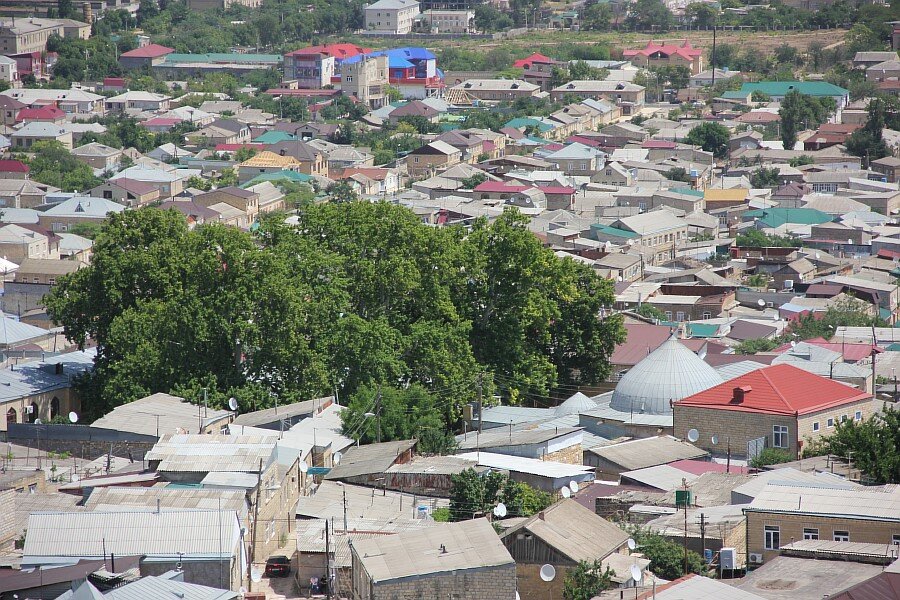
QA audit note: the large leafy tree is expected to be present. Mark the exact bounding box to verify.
[779,90,835,150]
[563,560,615,600]
[448,468,551,521]
[811,406,900,484]
[685,122,730,159]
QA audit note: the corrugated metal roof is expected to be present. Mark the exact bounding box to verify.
[353,519,514,583]
[145,434,275,473]
[456,427,582,450]
[105,573,239,600]
[84,487,248,521]
[620,464,701,491]
[587,436,707,471]
[746,482,900,521]
[92,393,232,438]
[22,509,241,563]
[386,455,477,476]
[456,451,593,480]
[296,481,447,525]
[324,439,416,481]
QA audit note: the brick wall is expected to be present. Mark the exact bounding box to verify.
[358,564,517,600]
[796,397,882,450]
[747,511,900,562]
[544,444,582,465]
[674,406,798,458]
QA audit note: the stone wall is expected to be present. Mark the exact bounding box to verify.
[674,406,798,458]
[544,443,582,465]
[367,564,517,600]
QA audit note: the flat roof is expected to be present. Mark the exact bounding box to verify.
[746,482,900,522]
[92,393,231,437]
[587,436,707,471]
[456,451,593,480]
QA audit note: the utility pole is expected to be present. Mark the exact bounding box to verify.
[683,496,689,575]
[342,484,348,532]
[248,458,263,592]
[325,519,332,600]
[698,512,707,567]
[375,386,382,443]
[477,372,483,433]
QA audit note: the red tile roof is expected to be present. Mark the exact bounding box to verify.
[513,53,554,69]
[285,43,369,59]
[16,106,64,122]
[0,159,28,173]
[642,140,676,149]
[338,167,393,181]
[623,40,702,61]
[103,77,126,86]
[141,117,181,127]
[119,43,174,59]
[537,185,575,195]
[735,111,780,124]
[674,364,871,416]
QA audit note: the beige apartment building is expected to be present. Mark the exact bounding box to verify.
[364,0,420,34]
[0,18,64,54]
[609,211,689,266]
[745,483,900,563]
[342,54,388,109]
[451,79,541,102]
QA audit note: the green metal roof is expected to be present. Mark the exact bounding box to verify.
[744,207,833,228]
[721,90,750,99]
[671,187,704,197]
[505,117,554,132]
[242,170,314,187]
[254,130,295,144]
[738,81,848,98]
[687,323,720,338]
[590,223,639,239]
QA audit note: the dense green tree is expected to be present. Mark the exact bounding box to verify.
[624,0,673,30]
[326,181,359,203]
[788,297,886,341]
[750,167,782,188]
[448,468,550,521]
[581,3,613,30]
[631,529,704,580]
[750,448,794,468]
[635,304,666,321]
[733,337,779,354]
[810,406,900,483]
[685,122,730,158]
[563,560,615,600]
[734,229,801,248]
[22,141,101,192]
[460,173,488,189]
[779,90,835,150]
[845,97,891,165]
[684,2,717,27]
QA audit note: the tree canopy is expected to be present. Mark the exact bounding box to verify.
[809,406,900,484]
[46,204,624,424]
[685,122,730,158]
[448,468,551,520]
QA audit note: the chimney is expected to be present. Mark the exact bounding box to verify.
[731,385,752,404]
[538,511,545,520]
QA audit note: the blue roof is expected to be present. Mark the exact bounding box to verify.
[343,47,435,68]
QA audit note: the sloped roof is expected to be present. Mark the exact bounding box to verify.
[587,436,707,471]
[675,364,871,416]
[119,43,174,59]
[501,499,627,562]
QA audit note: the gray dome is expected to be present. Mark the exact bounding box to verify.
[554,392,596,416]
[610,335,724,415]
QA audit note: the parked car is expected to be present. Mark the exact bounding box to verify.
[264,553,292,577]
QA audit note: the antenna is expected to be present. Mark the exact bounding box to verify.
[627,538,636,551]
[68,411,79,424]
[561,487,571,498]
[539,564,556,582]
[630,564,643,583]
[493,503,507,518]
[228,397,238,411]
[687,428,699,443]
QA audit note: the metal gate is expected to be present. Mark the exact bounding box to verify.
[747,436,766,460]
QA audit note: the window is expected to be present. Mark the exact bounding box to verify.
[841,415,848,422]
[827,418,834,428]
[764,526,780,550]
[665,311,672,320]
[676,311,685,321]
[773,425,789,448]
[813,422,819,432]
[892,534,900,545]
[803,528,819,540]
[833,531,850,542]
[702,312,711,319]
[855,411,862,421]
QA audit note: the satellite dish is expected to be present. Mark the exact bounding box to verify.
[71,474,79,482]
[630,564,643,583]
[790,340,797,348]
[299,460,309,473]
[34,419,42,425]
[516,593,520,600]
[757,298,765,307]
[569,481,579,494]
[711,435,719,445]
[228,397,238,411]
[250,567,263,583]
[561,487,571,498]
[815,252,821,259]
[68,411,78,423]
[493,503,507,518]
[687,428,700,443]
[333,451,343,465]
[627,538,636,551]
[539,564,556,582]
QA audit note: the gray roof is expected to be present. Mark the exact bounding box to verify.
[84,487,248,521]
[732,468,860,501]
[609,335,724,416]
[295,481,446,529]
[42,197,126,219]
[385,455,477,476]
[0,348,95,403]
[479,405,554,426]
[456,451,594,480]
[732,556,885,600]
[455,427,582,450]
[92,393,232,438]
[145,434,276,473]
[324,439,416,480]
[104,571,239,600]
[231,396,331,427]
[655,575,768,600]
[501,499,627,562]
[586,436,707,471]
[22,509,241,564]
[365,0,419,9]
[620,464,702,491]
[746,482,900,521]
[352,518,514,583]
[554,392,597,416]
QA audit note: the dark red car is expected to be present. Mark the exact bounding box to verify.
[264,554,292,577]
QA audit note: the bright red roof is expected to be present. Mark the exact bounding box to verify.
[675,364,871,416]
[286,43,369,59]
[120,43,174,59]
[537,185,575,195]
[623,40,702,61]
[513,52,553,69]
[16,106,64,122]
[103,77,126,86]
[474,181,530,193]
[0,159,29,173]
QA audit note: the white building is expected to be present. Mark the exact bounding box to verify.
[0,56,18,87]
[364,0,420,34]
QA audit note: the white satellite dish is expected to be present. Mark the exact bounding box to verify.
[34,419,42,425]
[790,340,797,348]
[68,411,78,423]
[757,298,765,307]
[539,564,556,582]
[228,397,238,411]
[627,538,636,551]
[569,481,579,494]
[815,252,821,259]
[711,435,719,445]
[299,460,309,473]
[250,567,263,583]
[333,451,343,465]
[687,428,700,443]
[630,564,643,583]
[493,503,507,518]
[516,593,520,600]
[561,487,571,498]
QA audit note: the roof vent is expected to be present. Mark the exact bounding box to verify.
[731,385,752,403]
[439,544,447,554]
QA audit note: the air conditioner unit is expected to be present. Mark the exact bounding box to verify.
[766,302,774,308]
[749,553,764,564]
[719,547,737,570]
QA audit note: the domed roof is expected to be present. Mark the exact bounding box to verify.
[609,335,724,416]
[554,392,596,416]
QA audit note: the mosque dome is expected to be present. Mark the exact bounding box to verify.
[554,392,596,416]
[609,335,724,416]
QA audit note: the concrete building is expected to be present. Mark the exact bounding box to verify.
[37,196,125,232]
[623,40,704,75]
[673,364,880,460]
[351,519,516,600]
[118,43,174,70]
[10,122,73,150]
[0,55,19,86]
[550,81,646,114]
[0,18,66,54]
[342,54,388,109]
[71,142,122,171]
[745,482,900,563]
[416,9,475,33]
[364,0,421,34]
[407,140,462,177]
[283,43,368,88]
[451,79,540,101]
